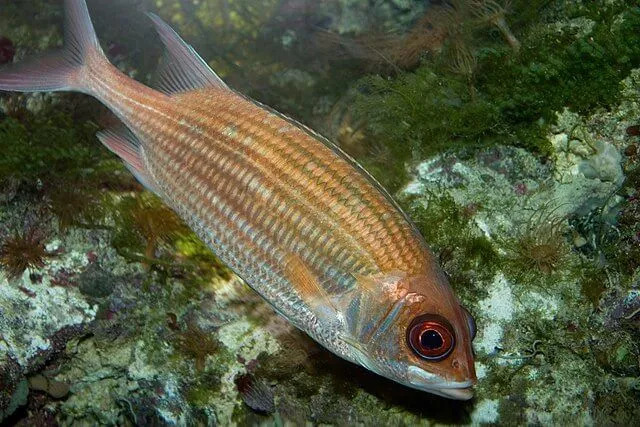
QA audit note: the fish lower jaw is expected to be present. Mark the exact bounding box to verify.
[430,384,474,400]
[407,366,475,400]
[412,379,474,400]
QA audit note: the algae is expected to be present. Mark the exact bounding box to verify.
[353,0,640,190]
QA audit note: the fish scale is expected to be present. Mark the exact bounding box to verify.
[162,100,388,260]
[196,99,395,231]
[189,95,421,267]
[146,104,365,294]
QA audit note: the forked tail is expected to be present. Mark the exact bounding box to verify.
[0,0,106,94]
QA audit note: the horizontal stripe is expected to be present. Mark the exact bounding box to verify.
[91,65,438,353]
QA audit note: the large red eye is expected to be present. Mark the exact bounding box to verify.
[407,314,455,361]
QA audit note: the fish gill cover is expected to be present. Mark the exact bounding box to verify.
[0,0,638,425]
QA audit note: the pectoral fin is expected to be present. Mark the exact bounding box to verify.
[284,254,343,322]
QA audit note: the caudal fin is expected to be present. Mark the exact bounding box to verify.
[0,0,105,93]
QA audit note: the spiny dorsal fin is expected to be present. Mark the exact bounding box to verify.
[147,13,228,95]
[96,126,162,197]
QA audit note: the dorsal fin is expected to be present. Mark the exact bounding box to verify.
[147,13,228,95]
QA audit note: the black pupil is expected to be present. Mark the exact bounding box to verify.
[420,330,443,350]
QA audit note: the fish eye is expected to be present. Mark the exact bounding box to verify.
[407,314,455,361]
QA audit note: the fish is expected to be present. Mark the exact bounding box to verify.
[0,0,477,399]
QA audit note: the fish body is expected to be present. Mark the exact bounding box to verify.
[0,0,476,399]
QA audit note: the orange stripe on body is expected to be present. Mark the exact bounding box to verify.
[88,63,434,300]
[165,92,428,273]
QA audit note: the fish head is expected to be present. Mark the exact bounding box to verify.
[344,270,477,400]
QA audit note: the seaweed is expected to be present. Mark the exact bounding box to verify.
[352,1,640,185]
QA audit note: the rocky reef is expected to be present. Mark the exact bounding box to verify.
[1,0,639,425]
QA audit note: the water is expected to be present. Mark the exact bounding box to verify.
[0,0,639,425]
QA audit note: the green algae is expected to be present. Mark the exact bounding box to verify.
[402,191,498,300]
[353,1,640,190]
[0,111,102,183]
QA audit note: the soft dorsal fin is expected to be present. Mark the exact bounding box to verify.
[147,13,228,95]
[96,126,162,196]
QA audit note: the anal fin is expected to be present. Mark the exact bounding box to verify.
[96,127,162,197]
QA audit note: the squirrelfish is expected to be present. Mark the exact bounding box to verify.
[0,0,476,399]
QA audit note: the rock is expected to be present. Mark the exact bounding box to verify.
[28,374,70,399]
[78,264,117,299]
[0,357,28,422]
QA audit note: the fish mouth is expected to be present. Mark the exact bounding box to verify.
[430,383,474,400]
[407,366,475,400]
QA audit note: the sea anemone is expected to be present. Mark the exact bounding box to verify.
[112,194,188,262]
[235,374,275,414]
[46,183,102,231]
[446,35,478,99]
[0,228,52,279]
[174,322,220,371]
[468,0,520,52]
[503,204,570,275]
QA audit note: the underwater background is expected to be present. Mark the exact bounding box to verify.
[0,0,639,425]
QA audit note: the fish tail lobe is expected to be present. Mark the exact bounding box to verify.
[0,0,107,94]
